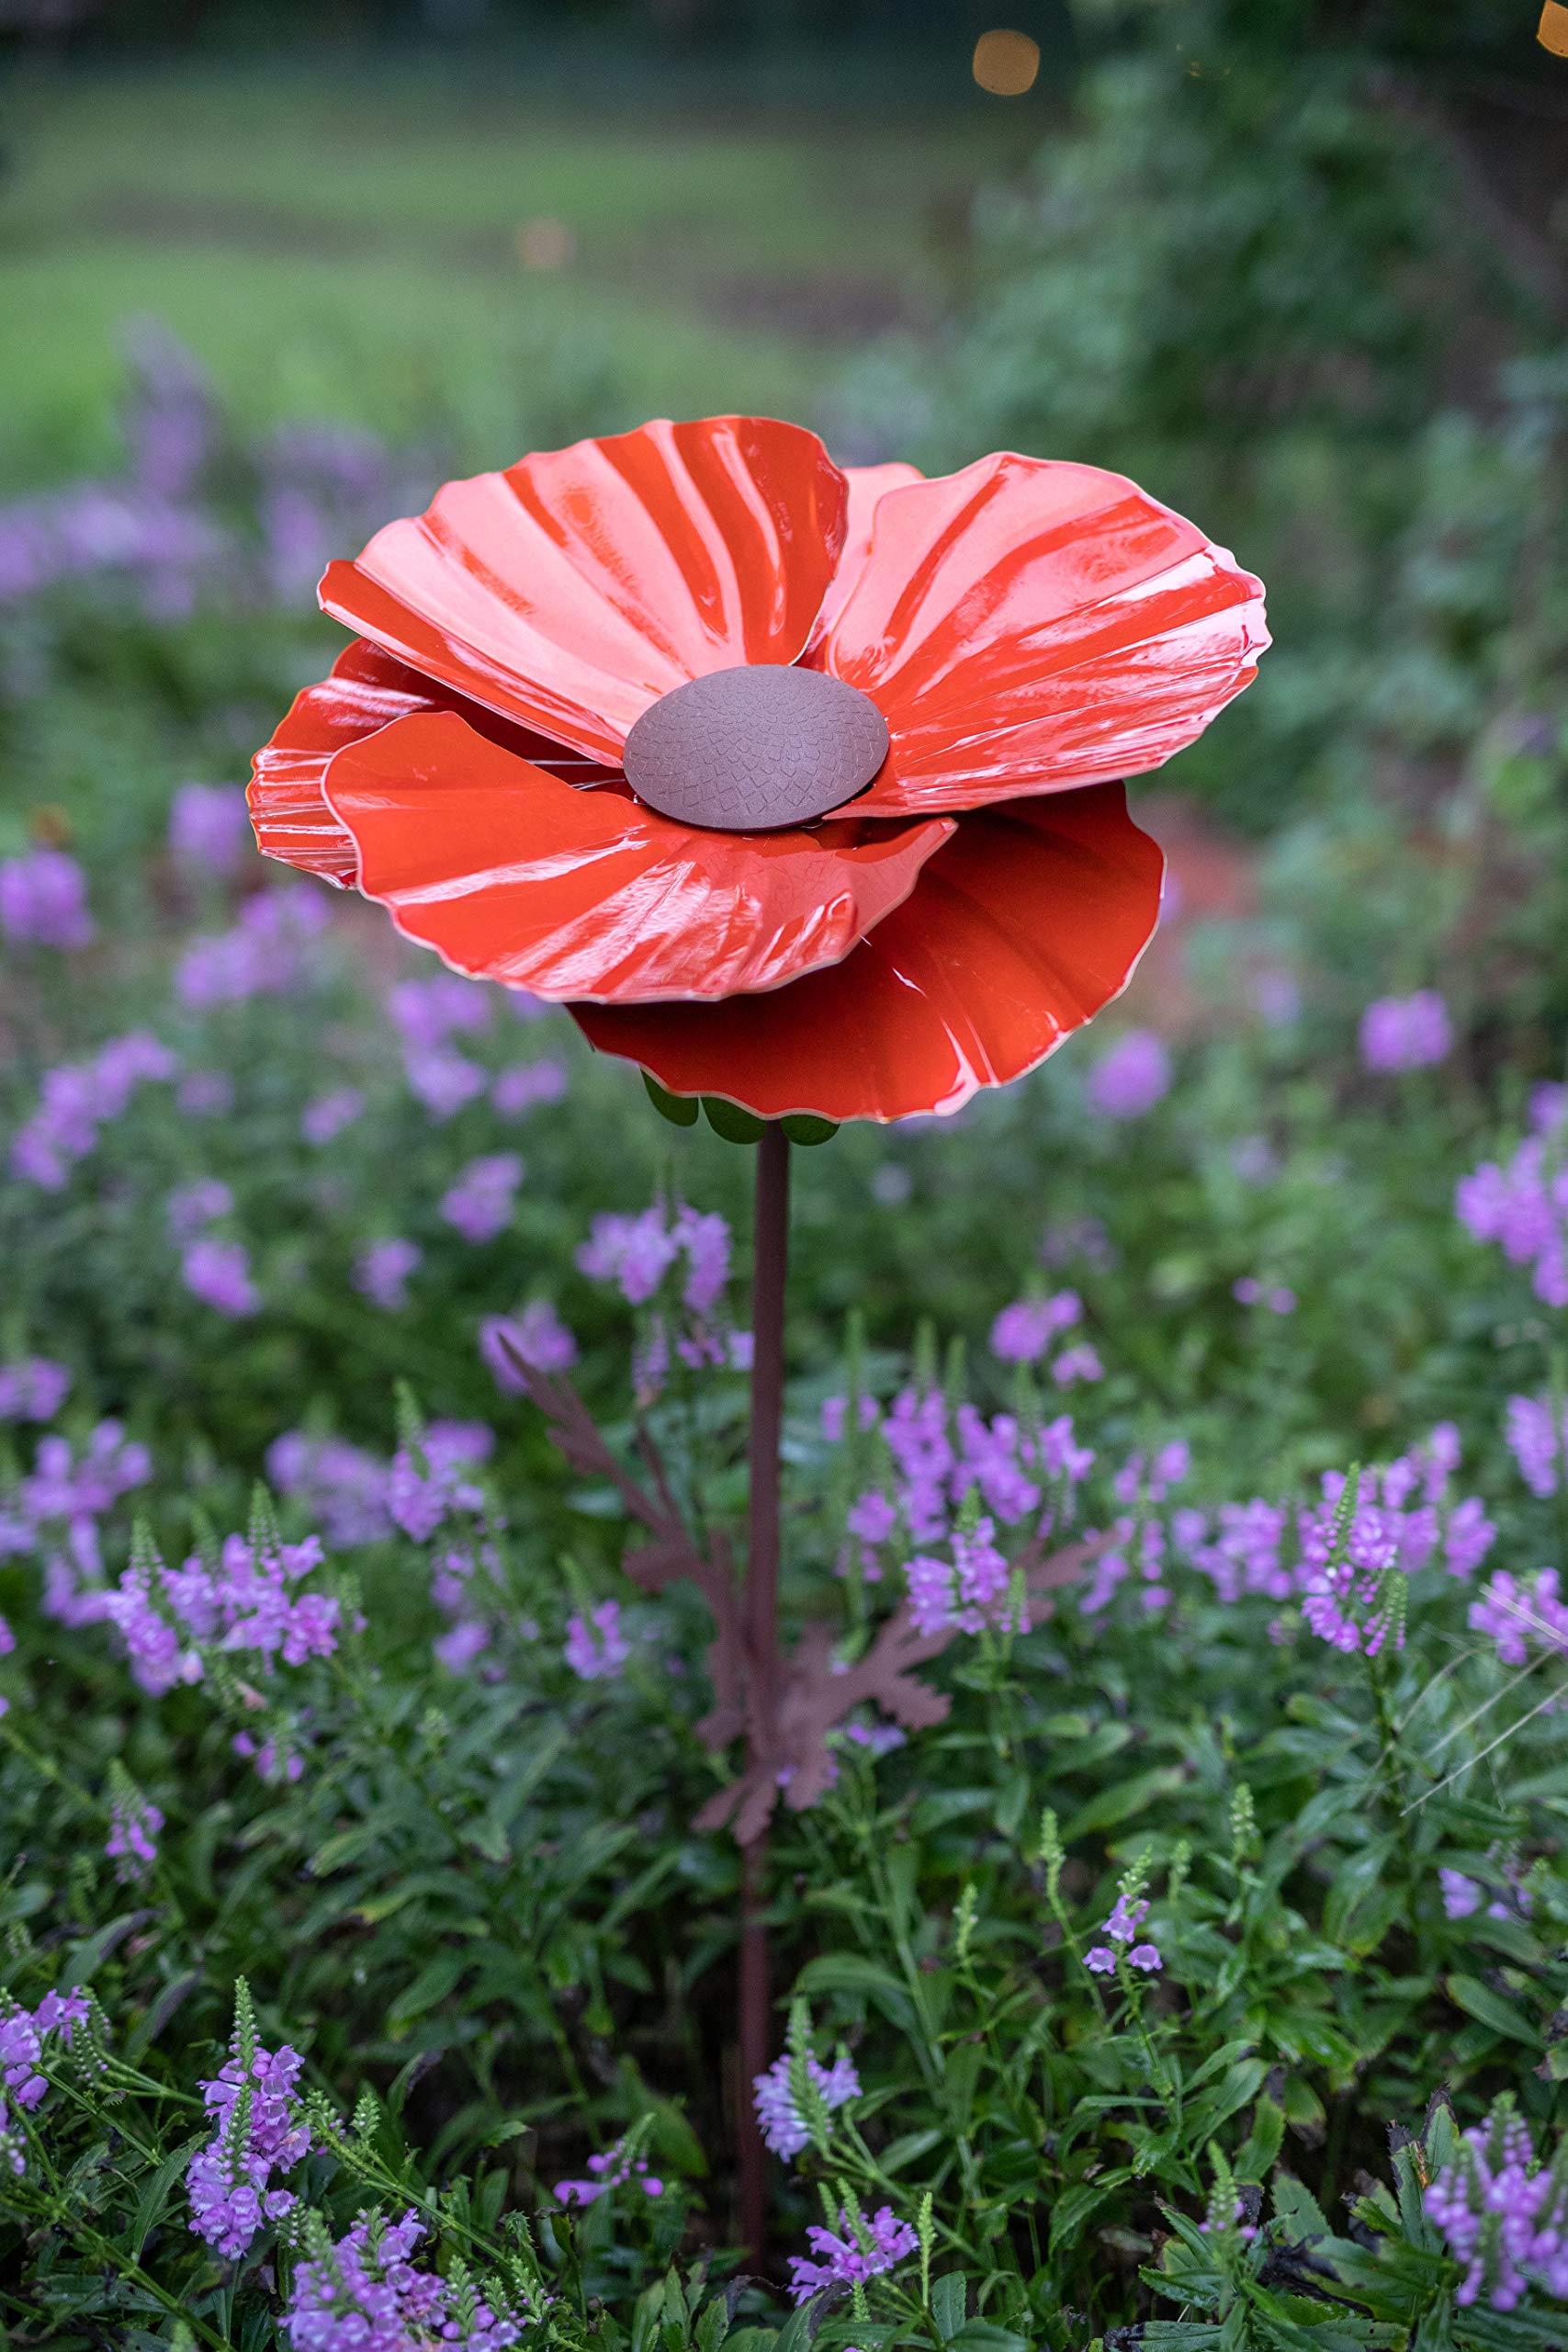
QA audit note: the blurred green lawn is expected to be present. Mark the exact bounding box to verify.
[3,62,1024,481]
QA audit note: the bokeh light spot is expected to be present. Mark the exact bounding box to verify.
[972,28,1041,96]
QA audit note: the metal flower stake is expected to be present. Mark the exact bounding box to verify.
[247,413,1267,2258]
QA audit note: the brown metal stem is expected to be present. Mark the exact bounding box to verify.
[737,1120,789,2263]
[747,1122,789,1745]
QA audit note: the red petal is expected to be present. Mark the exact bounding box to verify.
[249,637,614,885]
[570,783,1162,1122]
[318,417,849,765]
[813,455,1267,818]
[322,710,953,1004]
[807,459,923,648]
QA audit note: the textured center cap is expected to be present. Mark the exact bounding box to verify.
[622,663,889,833]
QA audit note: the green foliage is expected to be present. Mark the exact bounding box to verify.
[3,8,1568,2339]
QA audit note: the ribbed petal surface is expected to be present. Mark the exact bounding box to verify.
[249,637,614,885]
[319,417,850,765]
[807,459,923,648]
[814,454,1267,818]
[570,783,1163,1121]
[323,710,953,1004]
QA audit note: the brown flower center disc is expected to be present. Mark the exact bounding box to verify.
[622,664,889,833]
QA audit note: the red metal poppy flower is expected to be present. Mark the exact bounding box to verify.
[249,415,1266,1123]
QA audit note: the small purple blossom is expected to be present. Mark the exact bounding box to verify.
[906,1516,1023,1640]
[672,1204,731,1316]
[1529,1083,1568,1138]
[183,1236,261,1318]
[0,1358,71,1423]
[1505,1396,1566,1499]
[388,1423,492,1542]
[480,1303,578,1386]
[1457,1127,1568,1310]
[267,1432,391,1547]
[0,848,94,950]
[491,1057,568,1118]
[0,1986,90,2115]
[788,2205,918,2303]
[843,1717,906,1757]
[387,973,491,1048]
[554,2136,663,2209]
[175,888,327,1009]
[578,1204,680,1303]
[1086,1029,1172,1119]
[1234,1276,1296,1313]
[1359,989,1452,1072]
[355,1238,421,1312]
[1426,2101,1568,2307]
[1103,1894,1149,1944]
[22,1420,151,1522]
[822,1394,880,1442]
[106,1787,164,1882]
[403,1044,488,1121]
[166,1178,234,1239]
[1112,1444,1189,1508]
[1469,1568,1568,1668]
[434,1619,491,1673]
[11,1031,176,1189]
[989,1291,1081,1364]
[0,2014,45,2113]
[300,1087,364,1145]
[846,1490,897,1547]
[1440,1869,1483,1920]
[168,782,251,876]
[753,2051,862,2158]
[440,1154,523,1244]
[564,1600,630,1682]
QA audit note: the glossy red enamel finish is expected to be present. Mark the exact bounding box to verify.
[249,637,615,885]
[570,783,1163,1122]
[249,416,1269,1122]
[318,416,850,765]
[323,710,955,1005]
[813,454,1268,819]
[807,458,923,648]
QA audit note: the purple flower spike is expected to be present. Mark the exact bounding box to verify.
[0,849,94,950]
[753,2051,861,2158]
[564,1600,630,1683]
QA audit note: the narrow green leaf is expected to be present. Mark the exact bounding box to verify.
[1446,1973,1540,2046]
[130,2136,205,2257]
[1062,1766,1186,1842]
[931,2273,966,2342]
[387,1953,467,2036]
